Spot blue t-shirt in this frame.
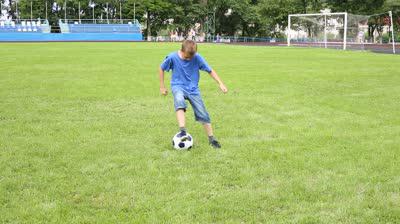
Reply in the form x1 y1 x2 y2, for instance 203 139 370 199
160 52 212 94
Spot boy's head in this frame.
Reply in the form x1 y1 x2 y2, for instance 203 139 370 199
181 40 197 60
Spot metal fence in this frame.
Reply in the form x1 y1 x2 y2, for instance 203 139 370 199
59 19 141 25
146 35 286 44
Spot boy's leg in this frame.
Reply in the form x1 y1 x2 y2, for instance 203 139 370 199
176 109 188 138
176 109 186 129
172 87 188 137
203 123 213 137
203 123 221 148
187 94 221 148
203 123 221 149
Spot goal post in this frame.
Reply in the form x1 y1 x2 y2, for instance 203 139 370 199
287 12 348 50
344 12 348 50
389 11 396 54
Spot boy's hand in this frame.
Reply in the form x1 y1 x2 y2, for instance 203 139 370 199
160 87 168 96
219 83 228 93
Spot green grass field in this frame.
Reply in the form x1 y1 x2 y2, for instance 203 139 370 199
0 43 399 223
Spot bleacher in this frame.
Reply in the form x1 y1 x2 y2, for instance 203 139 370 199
59 19 141 34
0 19 142 41
0 20 51 33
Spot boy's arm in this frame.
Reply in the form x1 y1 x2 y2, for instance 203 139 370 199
209 69 228 93
159 68 168 96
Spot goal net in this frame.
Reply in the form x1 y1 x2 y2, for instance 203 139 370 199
346 11 397 54
288 12 347 50
288 11 398 54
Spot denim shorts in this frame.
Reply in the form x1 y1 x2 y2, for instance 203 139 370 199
172 86 211 124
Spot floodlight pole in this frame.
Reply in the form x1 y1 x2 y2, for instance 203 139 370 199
288 15 292 46
106 2 109 24
30 1 33 20
343 12 348 50
46 1 48 20
78 2 81 23
120 1 122 23
93 5 95 23
64 1 66 21
134 2 136 21
16 1 18 21
324 14 327 48
213 7 216 36
389 11 396 54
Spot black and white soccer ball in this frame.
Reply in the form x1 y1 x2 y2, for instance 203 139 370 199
172 132 193 150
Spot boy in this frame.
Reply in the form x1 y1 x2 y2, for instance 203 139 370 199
159 40 228 149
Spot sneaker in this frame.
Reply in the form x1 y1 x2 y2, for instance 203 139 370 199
210 140 221 149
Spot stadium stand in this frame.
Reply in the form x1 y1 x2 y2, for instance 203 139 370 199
0 19 51 33
0 19 142 41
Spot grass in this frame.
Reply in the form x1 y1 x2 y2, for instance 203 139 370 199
0 42 399 223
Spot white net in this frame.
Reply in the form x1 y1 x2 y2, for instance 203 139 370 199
288 13 346 49
346 12 396 53
288 12 398 54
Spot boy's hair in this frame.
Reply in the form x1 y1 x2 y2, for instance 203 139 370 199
181 40 197 57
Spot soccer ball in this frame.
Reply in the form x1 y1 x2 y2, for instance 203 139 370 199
172 132 193 150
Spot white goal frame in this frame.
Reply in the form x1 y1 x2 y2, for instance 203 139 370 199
287 12 348 50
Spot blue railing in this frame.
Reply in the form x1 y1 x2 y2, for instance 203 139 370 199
59 19 141 34
68 24 140 33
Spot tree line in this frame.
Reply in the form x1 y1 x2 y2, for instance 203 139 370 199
1 0 399 37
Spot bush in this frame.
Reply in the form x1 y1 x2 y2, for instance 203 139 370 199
382 33 390 43
380 33 400 43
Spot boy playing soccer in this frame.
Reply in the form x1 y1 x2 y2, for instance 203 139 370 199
159 40 228 148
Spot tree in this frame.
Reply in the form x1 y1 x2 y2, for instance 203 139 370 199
326 0 385 14
257 0 326 38
128 0 174 38
172 0 208 35
203 0 259 36
258 0 293 37
383 0 400 41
